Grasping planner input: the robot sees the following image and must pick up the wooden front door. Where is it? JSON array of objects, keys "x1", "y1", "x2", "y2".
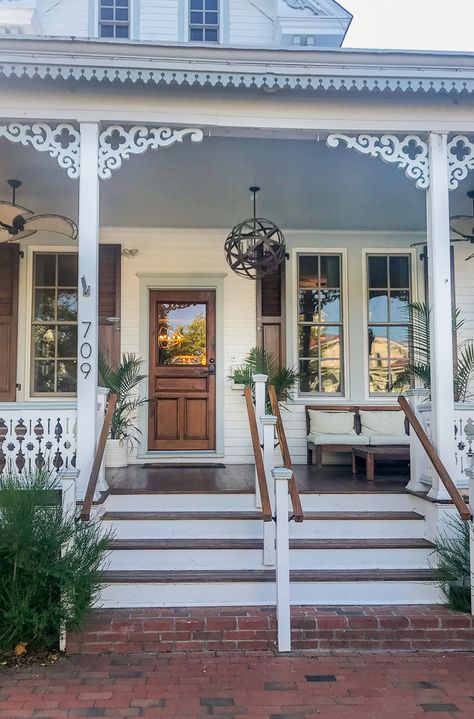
[{"x1": 148, "y1": 290, "x2": 216, "y2": 451}]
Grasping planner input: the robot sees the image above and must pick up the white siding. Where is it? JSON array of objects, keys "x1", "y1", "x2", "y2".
[
  {"x1": 40, "y1": 0, "x2": 90, "y2": 37},
  {"x1": 228, "y1": 0, "x2": 274, "y2": 45},
  {"x1": 139, "y1": 0, "x2": 179, "y2": 42}
]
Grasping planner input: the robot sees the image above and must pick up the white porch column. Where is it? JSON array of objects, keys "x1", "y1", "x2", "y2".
[
  {"x1": 426, "y1": 133, "x2": 455, "y2": 500},
  {"x1": 76, "y1": 122, "x2": 100, "y2": 499}
]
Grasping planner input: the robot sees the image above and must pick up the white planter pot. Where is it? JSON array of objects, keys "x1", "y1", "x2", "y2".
[{"x1": 105, "y1": 438, "x2": 129, "y2": 468}]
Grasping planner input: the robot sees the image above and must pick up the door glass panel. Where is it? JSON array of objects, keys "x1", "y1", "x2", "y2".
[{"x1": 157, "y1": 302, "x2": 207, "y2": 365}]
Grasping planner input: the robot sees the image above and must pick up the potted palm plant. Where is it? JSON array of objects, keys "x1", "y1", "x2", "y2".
[
  {"x1": 99, "y1": 353, "x2": 147, "y2": 468},
  {"x1": 230, "y1": 347, "x2": 300, "y2": 411}
]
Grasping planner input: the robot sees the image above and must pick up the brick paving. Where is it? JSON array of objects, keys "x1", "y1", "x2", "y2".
[
  {"x1": 68, "y1": 606, "x2": 474, "y2": 654},
  {"x1": 1, "y1": 651, "x2": 473, "y2": 718}
]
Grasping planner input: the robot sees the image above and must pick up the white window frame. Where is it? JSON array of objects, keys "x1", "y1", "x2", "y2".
[
  {"x1": 184, "y1": 0, "x2": 223, "y2": 43},
  {"x1": 21, "y1": 245, "x2": 78, "y2": 402},
  {"x1": 290, "y1": 246, "x2": 349, "y2": 401},
  {"x1": 97, "y1": 0, "x2": 133, "y2": 40},
  {"x1": 362, "y1": 247, "x2": 419, "y2": 400}
]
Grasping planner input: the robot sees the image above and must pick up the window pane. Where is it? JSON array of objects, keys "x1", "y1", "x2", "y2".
[
  {"x1": 100, "y1": 7, "x2": 113, "y2": 20},
  {"x1": 320, "y1": 359, "x2": 341, "y2": 393},
  {"x1": 320, "y1": 290, "x2": 340, "y2": 322},
  {"x1": 100, "y1": 24, "x2": 114, "y2": 37},
  {"x1": 368, "y1": 326, "x2": 388, "y2": 359},
  {"x1": 390, "y1": 359, "x2": 409, "y2": 392},
  {"x1": 35, "y1": 254, "x2": 55, "y2": 286},
  {"x1": 116, "y1": 8, "x2": 129, "y2": 20},
  {"x1": 389, "y1": 256, "x2": 410, "y2": 288},
  {"x1": 320, "y1": 326, "x2": 341, "y2": 359},
  {"x1": 320, "y1": 256, "x2": 340, "y2": 288},
  {"x1": 35, "y1": 289, "x2": 55, "y2": 321},
  {"x1": 190, "y1": 11, "x2": 203, "y2": 23},
  {"x1": 204, "y1": 28, "x2": 218, "y2": 41},
  {"x1": 389, "y1": 290, "x2": 410, "y2": 322},
  {"x1": 34, "y1": 326, "x2": 55, "y2": 358},
  {"x1": 158, "y1": 303, "x2": 207, "y2": 365},
  {"x1": 190, "y1": 27, "x2": 203, "y2": 40},
  {"x1": 191, "y1": 0, "x2": 203, "y2": 8},
  {"x1": 57, "y1": 326, "x2": 78, "y2": 358},
  {"x1": 389, "y1": 326, "x2": 409, "y2": 359},
  {"x1": 299, "y1": 359, "x2": 319, "y2": 393},
  {"x1": 299, "y1": 256, "x2": 319, "y2": 289},
  {"x1": 57, "y1": 255, "x2": 77, "y2": 287},
  {"x1": 116, "y1": 0, "x2": 129, "y2": 6},
  {"x1": 34, "y1": 360, "x2": 55, "y2": 393},
  {"x1": 368, "y1": 255, "x2": 388, "y2": 288},
  {"x1": 116, "y1": 24, "x2": 129, "y2": 37},
  {"x1": 299, "y1": 325, "x2": 319, "y2": 358},
  {"x1": 57, "y1": 360, "x2": 77, "y2": 393},
  {"x1": 57, "y1": 291, "x2": 78, "y2": 321},
  {"x1": 369, "y1": 360, "x2": 389, "y2": 394},
  {"x1": 368, "y1": 290, "x2": 388, "y2": 322},
  {"x1": 206, "y1": 0, "x2": 218, "y2": 9},
  {"x1": 205, "y1": 11, "x2": 218, "y2": 23},
  {"x1": 299, "y1": 290, "x2": 319, "y2": 322}
]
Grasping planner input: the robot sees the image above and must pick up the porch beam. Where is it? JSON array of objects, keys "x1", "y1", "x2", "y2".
[
  {"x1": 426, "y1": 132, "x2": 456, "y2": 500},
  {"x1": 76, "y1": 122, "x2": 100, "y2": 499}
]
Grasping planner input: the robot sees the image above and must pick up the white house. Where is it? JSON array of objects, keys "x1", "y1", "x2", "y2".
[{"x1": 0, "y1": 0, "x2": 473, "y2": 611}]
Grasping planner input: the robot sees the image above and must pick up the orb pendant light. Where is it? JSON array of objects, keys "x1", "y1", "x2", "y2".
[{"x1": 224, "y1": 186, "x2": 286, "y2": 280}]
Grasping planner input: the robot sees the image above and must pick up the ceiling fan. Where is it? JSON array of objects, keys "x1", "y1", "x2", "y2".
[
  {"x1": 0, "y1": 179, "x2": 78, "y2": 243},
  {"x1": 411, "y1": 190, "x2": 474, "y2": 261}
]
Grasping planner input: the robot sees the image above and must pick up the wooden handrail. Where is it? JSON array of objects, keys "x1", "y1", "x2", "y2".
[
  {"x1": 80, "y1": 392, "x2": 118, "y2": 521},
  {"x1": 244, "y1": 385, "x2": 273, "y2": 523},
  {"x1": 398, "y1": 395, "x2": 471, "y2": 521},
  {"x1": 268, "y1": 384, "x2": 304, "y2": 523}
]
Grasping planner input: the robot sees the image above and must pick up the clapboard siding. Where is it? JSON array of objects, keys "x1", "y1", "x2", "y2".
[
  {"x1": 41, "y1": 0, "x2": 90, "y2": 37},
  {"x1": 228, "y1": 0, "x2": 274, "y2": 45},
  {"x1": 139, "y1": 0, "x2": 180, "y2": 42}
]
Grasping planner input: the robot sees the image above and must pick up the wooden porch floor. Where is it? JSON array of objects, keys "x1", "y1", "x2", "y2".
[{"x1": 106, "y1": 463, "x2": 409, "y2": 494}]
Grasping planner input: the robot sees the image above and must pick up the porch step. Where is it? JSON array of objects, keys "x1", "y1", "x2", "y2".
[
  {"x1": 102, "y1": 510, "x2": 426, "y2": 539},
  {"x1": 99, "y1": 568, "x2": 443, "y2": 607},
  {"x1": 106, "y1": 537, "x2": 434, "y2": 571}
]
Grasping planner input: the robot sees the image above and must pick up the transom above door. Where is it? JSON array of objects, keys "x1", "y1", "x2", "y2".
[{"x1": 148, "y1": 289, "x2": 216, "y2": 451}]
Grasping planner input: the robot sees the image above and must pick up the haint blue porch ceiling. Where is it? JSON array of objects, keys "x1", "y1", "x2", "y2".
[{"x1": 0, "y1": 135, "x2": 473, "y2": 232}]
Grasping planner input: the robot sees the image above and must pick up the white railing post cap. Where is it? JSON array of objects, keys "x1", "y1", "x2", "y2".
[
  {"x1": 253, "y1": 374, "x2": 268, "y2": 382},
  {"x1": 273, "y1": 467, "x2": 293, "y2": 481},
  {"x1": 261, "y1": 414, "x2": 277, "y2": 425}
]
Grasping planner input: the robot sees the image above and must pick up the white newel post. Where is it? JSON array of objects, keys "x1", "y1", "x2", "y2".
[
  {"x1": 405, "y1": 389, "x2": 431, "y2": 492},
  {"x1": 253, "y1": 374, "x2": 267, "y2": 509},
  {"x1": 59, "y1": 470, "x2": 77, "y2": 652},
  {"x1": 262, "y1": 414, "x2": 277, "y2": 566},
  {"x1": 273, "y1": 467, "x2": 292, "y2": 653},
  {"x1": 76, "y1": 122, "x2": 100, "y2": 500},
  {"x1": 426, "y1": 132, "x2": 456, "y2": 500}
]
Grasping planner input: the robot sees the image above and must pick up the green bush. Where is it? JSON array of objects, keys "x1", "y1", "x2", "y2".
[
  {"x1": 0, "y1": 468, "x2": 111, "y2": 654},
  {"x1": 432, "y1": 514, "x2": 472, "y2": 613}
]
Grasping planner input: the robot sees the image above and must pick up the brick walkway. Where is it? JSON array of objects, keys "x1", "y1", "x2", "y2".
[{"x1": 1, "y1": 651, "x2": 473, "y2": 718}]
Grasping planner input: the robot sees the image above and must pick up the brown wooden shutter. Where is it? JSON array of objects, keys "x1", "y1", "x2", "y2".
[
  {"x1": 257, "y1": 262, "x2": 286, "y2": 366},
  {"x1": 0, "y1": 245, "x2": 19, "y2": 401},
  {"x1": 99, "y1": 244, "x2": 121, "y2": 368}
]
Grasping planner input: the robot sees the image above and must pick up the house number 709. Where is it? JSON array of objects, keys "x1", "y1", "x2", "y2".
[{"x1": 80, "y1": 321, "x2": 93, "y2": 379}]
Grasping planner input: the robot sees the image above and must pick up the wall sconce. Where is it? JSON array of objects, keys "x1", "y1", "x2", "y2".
[{"x1": 81, "y1": 275, "x2": 90, "y2": 297}]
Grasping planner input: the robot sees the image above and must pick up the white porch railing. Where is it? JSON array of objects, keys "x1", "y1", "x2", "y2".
[{"x1": 0, "y1": 402, "x2": 77, "y2": 475}]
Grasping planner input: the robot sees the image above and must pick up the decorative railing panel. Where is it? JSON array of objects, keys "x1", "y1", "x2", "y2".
[{"x1": 0, "y1": 403, "x2": 77, "y2": 475}]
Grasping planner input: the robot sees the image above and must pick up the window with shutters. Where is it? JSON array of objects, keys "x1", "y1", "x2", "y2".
[
  {"x1": 31, "y1": 253, "x2": 78, "y2": 396},
  {"x1": 367, "y1": 253, "x2": 412, "y2": 395},
  {"x1": 298, "y1": 253, "x2": 344, "y2": 395}
]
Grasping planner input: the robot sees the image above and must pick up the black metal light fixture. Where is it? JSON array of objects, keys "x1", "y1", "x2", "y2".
[
  {"x1": 0, "y1": 179, "x2": 78, "y2": 243},
  {"x1": 224, "y1": 186, "x2": 286, "y2": 280},
  {"x1": 450, "y1": 190, "x2": 474, "y2": 242}
]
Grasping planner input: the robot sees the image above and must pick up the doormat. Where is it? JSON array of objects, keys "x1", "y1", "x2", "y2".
[{"x1": 141, "y1": 463, "x2": 226, "y2": 469}]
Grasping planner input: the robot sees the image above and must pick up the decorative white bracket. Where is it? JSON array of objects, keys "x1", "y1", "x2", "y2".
[
  {"x1": 0, "y1": 122, "x2": 80, "y2": 179},
  {"x1": 447, "y1": 135, "x2": 474, "y2": 190},
  {"x1": 98, "y1": 125, "x2": 204, "y2": 179},
  {"x1": 326, "y1": 133, "x2": 430, "y2": 190}
]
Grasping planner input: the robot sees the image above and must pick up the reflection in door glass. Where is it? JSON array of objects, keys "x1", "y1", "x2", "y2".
[{"x1": 157, "y1": 303, "x2": 207, "y2": 365}]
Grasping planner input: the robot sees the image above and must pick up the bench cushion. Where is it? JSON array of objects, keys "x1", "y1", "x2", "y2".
[
  {"x1": 368, "y1": 434, "x2": 410, "y2": 446},
  {"x1": 359, "y1": 410, "x2": 406, "y2": 437},
  {"x1": 307, "y1": 432, "x2": 370, "y2": 446},
  {"x1": 308, "y1": 410, "x2": 356, "y2": 436}
]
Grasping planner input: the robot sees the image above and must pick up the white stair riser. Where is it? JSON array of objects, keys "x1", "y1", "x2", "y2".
[
  {"x1": 104, "y1": 493, "x2": 415, "y2": 513},
  {"x1": 99, "y1": 580, "x2": 443, "y2": 608},
  {"x1": 103, "y1": 518, "x2": 425, "y2": 540},
  {"x1": 104, "y1": 546, "x2": 433, "y2": 571}
]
